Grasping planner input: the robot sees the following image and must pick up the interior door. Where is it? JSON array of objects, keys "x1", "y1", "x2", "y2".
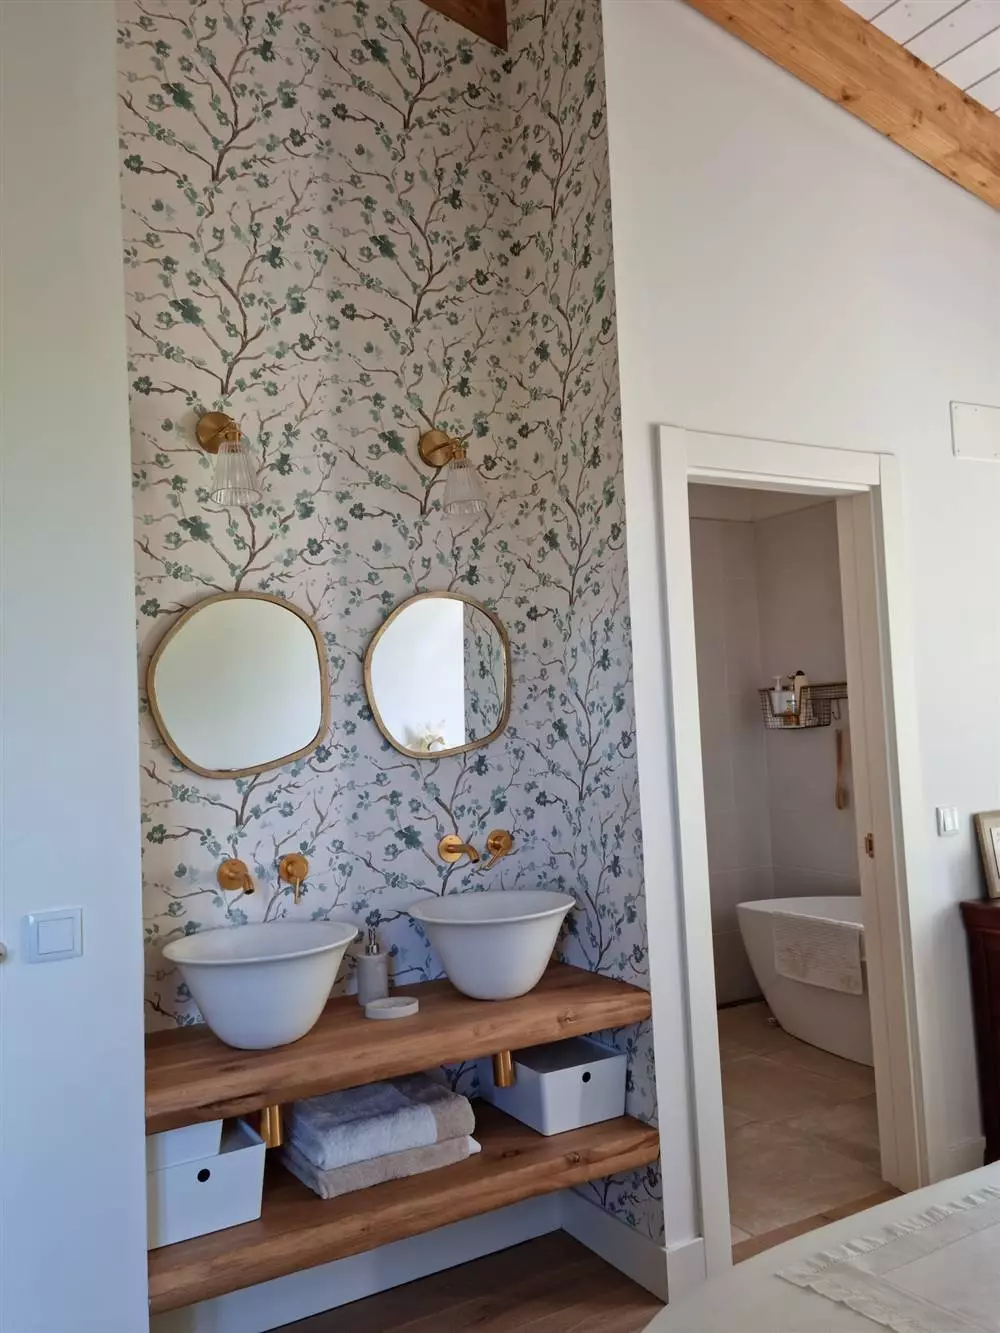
[{"x1": 837, "y1": 491, "x2": 922, "y2": 1191}]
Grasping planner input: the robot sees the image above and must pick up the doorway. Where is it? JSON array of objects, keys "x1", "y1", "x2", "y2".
[
  {"x1": 652, "y1": 426, "x2": 929, "y2": 1282},
  {"x1": 689, "y1": 482, "x2": 897, "y2": 1259}
]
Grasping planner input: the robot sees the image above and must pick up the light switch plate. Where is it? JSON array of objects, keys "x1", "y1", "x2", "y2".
[
  {"x1": 23, "y1": 908, "x2": 83, "y2": 963},
  {"x1": 936, "y1": 806, "x2": 961, "y2": 838}
]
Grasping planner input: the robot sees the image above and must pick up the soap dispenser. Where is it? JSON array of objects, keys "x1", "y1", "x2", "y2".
[{"x1": 356, "y1": 928, "x2": 389, "y2": 1006}]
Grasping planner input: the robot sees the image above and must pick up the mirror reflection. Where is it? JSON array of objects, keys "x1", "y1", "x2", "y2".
[
  {"x1": 147, "y1": 592, "x2": 329, "y2": 778},
  {"x1": 364, "y1": 592, "x2": 510, "y2": 758}
]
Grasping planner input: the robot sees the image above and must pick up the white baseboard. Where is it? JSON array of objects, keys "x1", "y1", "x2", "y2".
[
  {"x1": 942, "y1": 1136, "x2": 987, "y2": 1180},
  {"x1": 663, "y1": 1235, "x2": 707, "y2": 1299},
  {"x1": 559, "y1": 1190, "x2": 669, "y2": 1301},
  {"x1": 150, "y1": 1195, "x2": 561, "y2": 1333}
]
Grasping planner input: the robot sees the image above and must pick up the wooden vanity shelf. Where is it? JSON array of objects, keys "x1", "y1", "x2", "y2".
[{"x1": 145, "y1": 963, "x2": 656, "y2": 1314}]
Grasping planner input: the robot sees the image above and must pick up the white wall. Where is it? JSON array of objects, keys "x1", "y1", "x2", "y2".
[
  {"x1": 690, "y1": 516, "x2": 773, "y2": 1002},
  {"x1": 756, "y1": 504, "x2": 860, "y2": 903},
  {"x1": 604, "y1": 0, "x2": 1000, "y2": 1244},
  {"x1": 0, "y1": 4, "x2": 149, "y2": 1331},
  {"x1": 690, "y1": 497, "x2": 859, "y2": 1005}
]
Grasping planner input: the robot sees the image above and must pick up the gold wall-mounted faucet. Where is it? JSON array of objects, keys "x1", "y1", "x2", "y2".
[
  {"x1": 437, "y1": 835, "x2": 480, "y2": 865},
  {"x1": 436, "y1": 830, "x2": 514, "y2": 867},
  {"x1": 217, "y1": 858, "x2": 254, "y2": 895}
]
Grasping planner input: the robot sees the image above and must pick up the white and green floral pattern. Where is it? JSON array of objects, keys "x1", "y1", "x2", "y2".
[{"x1": 118, "y1": 0, "x2": 660, "y2": 1239}]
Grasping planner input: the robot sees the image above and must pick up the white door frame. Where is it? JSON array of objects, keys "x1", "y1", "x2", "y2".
[{"x1": 654, "y1": 425, "x2": 933, "y2": 1278}]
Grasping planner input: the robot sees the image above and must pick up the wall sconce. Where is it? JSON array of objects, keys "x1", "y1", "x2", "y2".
[
  {"x1": 418, "y1": 430, "x2": 487, "y2": 517},
  {"x1": 196, "y1": 412, "x2": 262, "y2": 507}
]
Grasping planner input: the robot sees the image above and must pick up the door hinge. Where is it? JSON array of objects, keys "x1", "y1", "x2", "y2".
[{"x1": 864, "y1": 832, "x2": 875, "y2": 860}]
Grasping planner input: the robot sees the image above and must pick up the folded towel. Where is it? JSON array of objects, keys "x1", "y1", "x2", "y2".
[
  {"x1": 282, "y1": 1134, "x2": 481, "y2": 1200},
  {"x1": 773, "y1": 910, "x2": 864, "y2": 995},
  {"x1": 286, "y1": 1073, "x2": 475, "y2": 1172}
]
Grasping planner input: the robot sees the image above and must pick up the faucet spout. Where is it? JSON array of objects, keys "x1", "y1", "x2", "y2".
[{"x1": 437, "y1": 834, "x2": 480, "y2": 865}]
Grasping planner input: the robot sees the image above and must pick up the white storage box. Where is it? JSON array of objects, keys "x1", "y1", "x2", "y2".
[
  {"x1": 478, "y1": 1037, "x2": 626, "y2": 1136},
  {"x1": 147, "y1": 1119, "x2": 265, "y2": 1250},
  {"x1": 146, "y1": 1119, "x2": 223, "y2": 1172}
]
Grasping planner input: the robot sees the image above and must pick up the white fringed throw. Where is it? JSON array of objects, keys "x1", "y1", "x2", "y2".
[{"x1": 781, "y1": 1186, "x2": 1000, "y2": 1332}]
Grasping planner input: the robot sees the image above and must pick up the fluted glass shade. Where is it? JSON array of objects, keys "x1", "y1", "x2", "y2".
[
  {"x1": 210, "y1": 433, "x2": 261, "y2": 507},
  {"x1": 442, "y1": 453, "x2": 487, "y2": 517}
]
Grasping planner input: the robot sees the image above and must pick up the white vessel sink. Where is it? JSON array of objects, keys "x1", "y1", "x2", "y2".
[
  {"x1": 162, "y1": 920, "x2": 357, "y2": 1049},
  {"x1": 408, "y1": 890, "x2": 575, "y2": 1000}
]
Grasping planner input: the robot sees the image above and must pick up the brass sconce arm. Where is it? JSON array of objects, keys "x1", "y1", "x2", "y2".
[
  {"x1": 418, "y1": 430, "x2": 465, "y2": 469},
  {"x1": 195, "y1": 411, "x2": 243, "y2": 453}
]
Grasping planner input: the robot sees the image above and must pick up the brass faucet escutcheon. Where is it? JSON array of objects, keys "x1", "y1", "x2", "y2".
[
  {"x1": 278, "y1": 853, "x2": 310, "y2": 905},
  {"x1": 217, "y1": 858, "x2": 254, "y2": 895},
  {"x1": 484, "y1": 829, "x2": 514, "y2": 868}
]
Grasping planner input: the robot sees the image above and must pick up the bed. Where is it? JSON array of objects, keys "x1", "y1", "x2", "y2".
[{"x1": 644, "y1": 1160, "x2": 1000, "y2": 1332}]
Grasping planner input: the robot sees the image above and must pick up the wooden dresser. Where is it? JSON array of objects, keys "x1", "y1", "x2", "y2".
[{"x1": 961, "y1": 899, "x2": 1000, "y2": 1164}]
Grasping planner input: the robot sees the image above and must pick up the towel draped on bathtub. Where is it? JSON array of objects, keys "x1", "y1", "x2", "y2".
[{"x1": 772, "y1": 910, "x2": 864, "y2": 995}]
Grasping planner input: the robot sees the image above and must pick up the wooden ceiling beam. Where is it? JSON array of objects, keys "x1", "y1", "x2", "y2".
[
  {"x1": 421, "y1": 0, "x2": 507, "y2": 50},
  {"x1": 682, "y1": 0, "x2": 1000, "y2": 211}
]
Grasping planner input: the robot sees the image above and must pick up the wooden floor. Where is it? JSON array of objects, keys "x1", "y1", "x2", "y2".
[{"x1": 281, "y1": 1232, "x2": 664, "y2": 1332}]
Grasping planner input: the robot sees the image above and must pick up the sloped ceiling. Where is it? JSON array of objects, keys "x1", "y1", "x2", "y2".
[
  {"x1": 422, "y1": 0, "x2": 507, "y2": 47},
  {"x1": 843, "y1": 0, "x2": 1000, "y2": 113},
  {"x1": 683, "y1": 0, "x2": 1000, "y2": 210}
]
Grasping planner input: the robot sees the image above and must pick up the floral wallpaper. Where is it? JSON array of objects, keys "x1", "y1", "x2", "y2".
[{"x1": 118, "y1": 0, "x2": 660, "y2": 1240}]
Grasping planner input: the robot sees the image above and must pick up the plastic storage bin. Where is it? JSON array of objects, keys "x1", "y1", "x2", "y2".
[
  {"x1": 478, "y1": 1036, "x2": 626, "y2": 1136},
  {"x1": 146, "y1": 1118, "x2": 223, "y2": 1172},
  {"x1": 147, "y1": 1119, "x2": 265, "y2": 1250}
]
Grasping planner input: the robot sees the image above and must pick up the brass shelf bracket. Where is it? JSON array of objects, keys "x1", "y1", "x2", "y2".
[
  {"x1": 259, "y1": 1104, "x2": 284, "y2": 1149},
  {"x1": 492, "y1": 1050, "x2": 515, "y2": 1088}
]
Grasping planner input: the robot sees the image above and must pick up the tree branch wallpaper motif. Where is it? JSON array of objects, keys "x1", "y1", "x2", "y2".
[{"x1": 118, "y1": 0, "x2": 660, "y2": 1239}]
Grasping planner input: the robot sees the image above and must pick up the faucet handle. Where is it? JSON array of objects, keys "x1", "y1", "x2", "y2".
[
  {"x1": 484, "y1": 829, "x2": 514, "y2": 868},
  {"x1": 278, "y1": 853, "x2": 310, "y2": 905}
]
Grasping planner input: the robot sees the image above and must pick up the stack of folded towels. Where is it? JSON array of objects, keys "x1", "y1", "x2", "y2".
[{"x1": 281, "y1": 1072, "x2": 478, "y2": 1200}]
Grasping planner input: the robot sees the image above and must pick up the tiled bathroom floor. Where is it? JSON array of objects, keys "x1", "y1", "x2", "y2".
[{"x1": 719, "y1": 1002, "x2": 900, "y2": 1262}]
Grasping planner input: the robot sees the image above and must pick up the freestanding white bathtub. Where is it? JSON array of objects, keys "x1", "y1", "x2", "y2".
[{"x1": 736, "y1": 896, "x2": 873, "y2": 1066}]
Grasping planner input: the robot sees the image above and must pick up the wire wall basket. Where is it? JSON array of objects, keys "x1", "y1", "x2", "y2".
[{"x1": 759, "y1": 681, "x2": 848, "y2": 730}]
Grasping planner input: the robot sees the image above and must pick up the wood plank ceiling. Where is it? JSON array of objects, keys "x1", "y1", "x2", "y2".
[
  {"x1": 843, "y1": 0, "x2": 1000, "y2": 114},
  {"x1": 421, "y1": 0, "x2": 507, "y2": 48},
  {"x1": 683, "y1": 0, "x2": 1000, "y2": 210}
]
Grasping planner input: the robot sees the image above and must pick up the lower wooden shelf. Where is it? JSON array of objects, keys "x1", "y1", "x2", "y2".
[{"x1": 147, "y1": 1104, "x2": 659, "y2": 1314}]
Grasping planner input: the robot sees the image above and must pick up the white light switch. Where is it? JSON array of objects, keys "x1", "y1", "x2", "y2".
[
  {"x1": 936, "y1": 806, "x2": 961, "y2": 838},
  {"x1": 24, "y1": 908, "x2": 82, "y2": 963}
]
